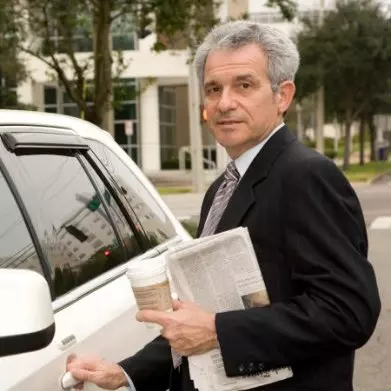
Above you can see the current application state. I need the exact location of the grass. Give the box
[342,161,391,182]
[157,186,192,195]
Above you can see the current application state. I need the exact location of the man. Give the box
[67,20,381,391]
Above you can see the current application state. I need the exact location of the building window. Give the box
[249,12,284,24]
[43,79,138,130]
[0,67,18,108]
[43,78,140,165]
[113,79,140,165]
[42,12,136,54]
[111,13,137,51]
[159,87,177,169]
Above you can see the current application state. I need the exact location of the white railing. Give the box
[178,145,216,171]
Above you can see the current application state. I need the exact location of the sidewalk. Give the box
[161,193,204,221]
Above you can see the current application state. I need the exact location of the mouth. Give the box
[216,120,242,125]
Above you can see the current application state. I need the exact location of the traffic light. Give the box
[87,194,101,211]
[65,225,88,242]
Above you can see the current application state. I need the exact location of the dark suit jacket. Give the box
[120,126,381,391]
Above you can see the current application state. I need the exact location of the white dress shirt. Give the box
[234,123,285,178]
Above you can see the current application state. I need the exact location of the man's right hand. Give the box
[66,354,128,390]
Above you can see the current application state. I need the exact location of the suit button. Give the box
[258,363,264,371]
[248,362,254,371]
[238,364,245,373]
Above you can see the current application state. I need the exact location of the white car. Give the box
[0,110,191,390]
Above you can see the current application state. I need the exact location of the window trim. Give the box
[83,148,150,251]
[76,151,128,262]
[87,139,179,246]
[1,131,89,152]
[0,153,54,298]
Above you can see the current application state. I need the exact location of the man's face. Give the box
[203,43,295,159]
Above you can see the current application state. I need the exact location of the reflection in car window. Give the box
[79,154,143,261]
[13,152,127,298]
[0,168,44,275]
[89,141,176,246]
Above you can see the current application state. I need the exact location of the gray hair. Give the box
[194,20,300,92]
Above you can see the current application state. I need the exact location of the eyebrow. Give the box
[204,80,219,90]
[235,74,256,82]
[204,73,257,89]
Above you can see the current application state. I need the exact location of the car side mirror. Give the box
[0,269,55,357]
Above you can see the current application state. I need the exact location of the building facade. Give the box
[16,0,391,174]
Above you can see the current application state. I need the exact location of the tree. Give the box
[296,0,391,169]
[266,0,296,21]
[10,0,220,130]
[4,0,296,129]
[18,0,131,129]
[0,1,27,109]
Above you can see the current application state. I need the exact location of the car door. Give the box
[0,128,175,391]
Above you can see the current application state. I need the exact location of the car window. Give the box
[89,140,177,246]
[0,167,45,276]
[6,151,129,298]
[79,154,144,261]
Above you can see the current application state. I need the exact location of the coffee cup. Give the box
[126,255,172,329]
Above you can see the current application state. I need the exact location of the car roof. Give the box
[0,110,109,140]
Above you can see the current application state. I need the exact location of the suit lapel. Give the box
[215,126,296,233]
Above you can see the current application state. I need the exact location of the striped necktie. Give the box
[201,161,240,237]
[172,161,240,369]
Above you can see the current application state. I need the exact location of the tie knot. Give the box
[225,161,240,183]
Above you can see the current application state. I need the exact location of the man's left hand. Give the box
[136,300,218,356]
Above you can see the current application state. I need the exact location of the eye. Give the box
[240,82,251,89]
[205,86,221,95]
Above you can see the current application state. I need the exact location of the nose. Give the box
[217,88,237,113]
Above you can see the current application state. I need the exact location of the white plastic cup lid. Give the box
[126,255,166,282]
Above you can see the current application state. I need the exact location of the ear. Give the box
[276,81,296,115]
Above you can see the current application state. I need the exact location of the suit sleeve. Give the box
[215,157,381,377]
[118,335,172,391]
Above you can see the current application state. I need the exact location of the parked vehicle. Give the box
[0,110,191,391]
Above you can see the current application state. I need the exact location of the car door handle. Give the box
[60,372,81,390]
[58,334,77,351]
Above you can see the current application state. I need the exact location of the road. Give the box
[163,182,391,390]
[356,182,391,227]
[354,183,391,391]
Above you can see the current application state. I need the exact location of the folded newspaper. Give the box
[165,227,293,391]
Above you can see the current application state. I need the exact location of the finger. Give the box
[69,368,94,383]
[66,353,77,364]
[69,356,105,372]
[65,353,77,370]
[75,382,84,391]
[136,309,170,325]
[172,300,182,311]
[67,358,97,372]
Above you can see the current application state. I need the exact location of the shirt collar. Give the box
[234,123,285,178]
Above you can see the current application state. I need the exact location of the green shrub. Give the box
[181,220,198,238]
